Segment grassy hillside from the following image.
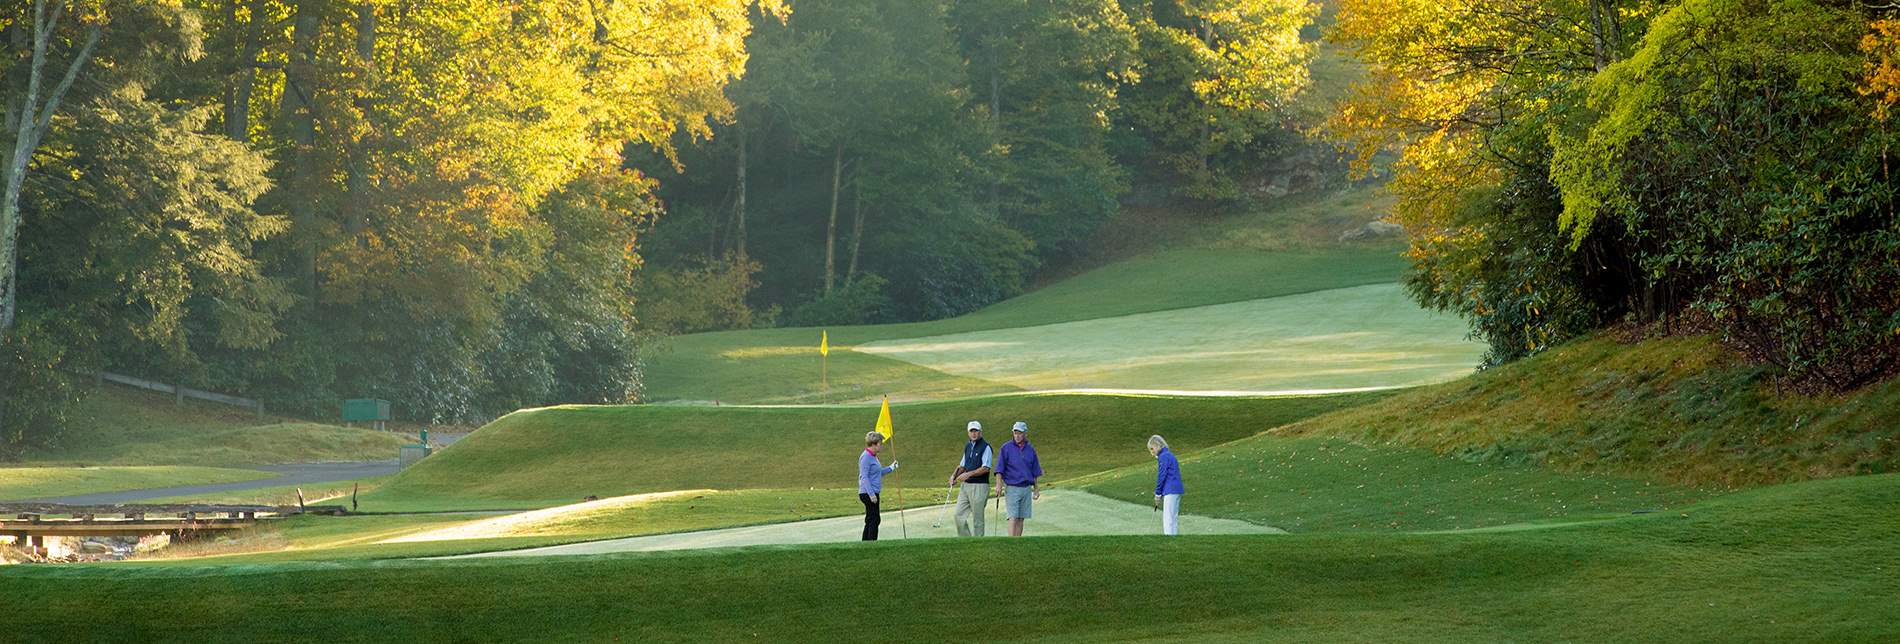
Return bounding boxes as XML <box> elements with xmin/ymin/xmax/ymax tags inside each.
<box><xmin>1081</xmin><ymin>435</ymin><xmax>1710</xmax><ymax>532</ymax></box>
<box><xmin>360</xmin><ymin>393</ymin><xmax>1391</xmax><ymax>510</ymax></box>
<box><xmin>1276</xmin><ymin>333</ymin><xmax>1900</xmax><ymax>488</ymax></box>
<box><xmin>0</xmin><ymin>466</ymin><xmax>271</xmax><ymax>502</ymax></box>
<box><xmin>20</xmin><ymin>387</ymin><xmax>409</xmax><ymax>466</ymax></box>
<box><xmin>12</xmin><ymin>474</ymin><xmax>1898</xmax><ymax>641</ymax></box>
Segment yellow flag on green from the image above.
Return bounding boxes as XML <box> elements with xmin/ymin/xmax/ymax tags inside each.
<box><xmin>819</xmin><ymin>330</ymin><xmax>829</xmax><ymax>357</ymax></box>
<box><xmin>874</xmin><ymin>396</ymin><xmax>893</xmax><ymax>442</ymax></box>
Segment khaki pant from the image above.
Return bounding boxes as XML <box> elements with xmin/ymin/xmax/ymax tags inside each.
<box><xmin>954</xmin><ymin>482</ymin><xmax>987</xmax><ymax>536</ymax></box>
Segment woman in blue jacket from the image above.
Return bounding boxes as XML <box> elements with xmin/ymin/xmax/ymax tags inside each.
<box><xmin>1148</xmin><ymin>435</ymin><xmax>1184</xmax><ymax>535</ymax></box>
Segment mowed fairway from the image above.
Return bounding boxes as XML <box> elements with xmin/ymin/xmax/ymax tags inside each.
<box><xmin>641</xmin><ymin>247</ymin><xmax>1415</xmax><ymax>404</ymax></box>
<box><xmin>859</xmin><ymin>283</ymin><xmax>1482</xmax><ymax>393</ymax></box>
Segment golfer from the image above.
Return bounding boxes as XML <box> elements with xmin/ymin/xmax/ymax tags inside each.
<box><xmin>993</xmin><ymin>421</ymin><xmax>1042</xmax><ymax>536</ymax></box>
<box><xmin>858</xmin><ymin>431</ymin><xmax>899</xmax><ymax>541</ymax></box>
<box><xmin>949</xmin><ymin>420</ymin><xmax>993</xmax><ymax>536</ymax></box>
<box><xmin>1149</xmin><ymin>435</ymin><xmax>1183</xmax><ymax>536</ymax></box>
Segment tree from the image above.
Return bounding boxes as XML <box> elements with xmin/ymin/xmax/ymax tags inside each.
<box><xmin>1114</xmin><ymin>0</ymin><xmax>1316</xmax><ymax>200</ymax></box>
<box><xmin>2</xmin><ymin>1</ymin><xmax>281</xmax><ymax>450</ymax></box>
<box><xmin>2</xmin><ymin>0</ymin><xmax>105</xmax><ymax>339</ymax></box>
<box><xmin>952</xmin><ymin>0</ymin><xmax>1140</xmax><ymax>262</ymax></box>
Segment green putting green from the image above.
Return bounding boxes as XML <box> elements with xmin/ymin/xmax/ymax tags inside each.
<box><xmin>858</xmin><ymin>284</ymin><xmax>1483</xmax><ymax>393</ymax></box>
<box><xmin>449</xmin><ymin>490</ymin><xmax>1281</xmax><ymax>557</ymax></box>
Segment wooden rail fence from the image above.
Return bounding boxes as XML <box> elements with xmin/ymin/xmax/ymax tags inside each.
<box><xmin>93</xmin><ymin>371</ymin><xmax>266</xmax><ymax>419</ymax></box>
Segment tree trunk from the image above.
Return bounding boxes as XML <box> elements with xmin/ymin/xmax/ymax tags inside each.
<box><xmin>1589</xmin><ymin>0</ymin><xmax>1607</xmax><ymax>71</ymax></box>
<box><xmin>734</xmin><ymin>123</ymin><xmax>748</xmax><ymax>261</ymax></box>
<box><xmin>824</xmin><ymin>144</ymin><xmax>842</xmax><ymax>294</ymax></box>
<box><xmin>281</xmin><ymin>0</ymin><xmax>328</xmax><ymax>300</ymax></box>
<box><xmin>224</xmin><ymin>0</ymin><xmax>268</xmax><ymax>141</ymax></box>
<box><xmin>345</xmin><ymin>4</ymin><xmax>375</xmax><ymax>240</ymax></box>
<box><xmin>989</xmin><ymin>71</ymin><xmax>1002</xmax><ymax>218</ymax></box>
<box><xmin>1</xmin><ymin>0</ymin><xmax>102</xmax><ymax>338</ymax></box>
<box><xmin>846</xmin><ymin>176</ymin><xmax>864</xmax><ymax>286</ymax></box>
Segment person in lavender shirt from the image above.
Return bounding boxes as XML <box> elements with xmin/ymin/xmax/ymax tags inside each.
<box><xmin>858</xmin><ymin>431</ymin><xmax>899</xmax><ymax>541</ymax></box>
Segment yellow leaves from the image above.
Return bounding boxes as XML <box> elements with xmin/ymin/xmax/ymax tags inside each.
<box><xmin>1859</xmin><ymin>19</ymin><xmax>1900</xmax><ymax>120</ymax></box>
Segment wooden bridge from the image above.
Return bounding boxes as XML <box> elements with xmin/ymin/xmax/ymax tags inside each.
<box><xmin>2</xmin><ymin>503</ymin><xmax>343</xmax><ymax>557</ymax></box>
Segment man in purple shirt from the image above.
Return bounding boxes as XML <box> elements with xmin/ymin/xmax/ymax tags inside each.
<box><xmin>992</xmin><ymin>421</ymin><xmax>1042</xmax><ymax>537</ymax></box>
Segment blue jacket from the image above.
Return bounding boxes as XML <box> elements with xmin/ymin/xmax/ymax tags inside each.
<box><xmin>859</xmin><ymin>449</ymin><xmax>894</xmax><ymax>495</ymax></box>
<box><xmin>1154</xmin><ymin>448</ymin><xmax>1184</xmax><ymax>496</ymax></box>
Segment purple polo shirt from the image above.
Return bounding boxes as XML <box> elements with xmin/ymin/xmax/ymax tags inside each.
<box><xmin>997</xmin><ymin>439</ymin><xmax>1041</xmax><ymax>487</ymax></box>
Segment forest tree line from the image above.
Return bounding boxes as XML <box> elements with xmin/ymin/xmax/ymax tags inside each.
<box><xmin>631</xmin><ymin>0</ymin><xmax>1319</xmax><ymax>329</ymax></box>
<box><xmin>0</xmin><ymin>0</ymin><xmax>1322</xmax><ymax>450</ymax></box>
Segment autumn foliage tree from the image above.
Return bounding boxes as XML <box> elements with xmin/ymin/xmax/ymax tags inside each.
<box><xmin>1334</xmin><ymin>0</ymin><xmax>1900</xmax><ymax>389</ymax></box>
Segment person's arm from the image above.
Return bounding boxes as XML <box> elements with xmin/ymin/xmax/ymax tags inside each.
<box><xmin>1155</xmin><ymin>456</ymin><xmax>1169</xmax><ymax>497</ymax></box>
<box><xmin>991</xmin><ymin>448</ymin><xmax>1006</xmax><ymax>495</ymax></box>
<box><xmin>1030</xmin><ymin>450</ymin><xmax>1043</xmax><ymax>498</ymax></box>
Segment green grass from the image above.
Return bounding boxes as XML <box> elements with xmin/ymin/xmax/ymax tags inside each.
<box><xmin>9</xmin><ymin>473</ymin><xmax>1898</xmax><ymax>641</ymax></box>
<box><xmin>0</xmin><ymin>465</ymin><xmax>272</xmax><ymax>501</ymax></box>
<box><xmin>1081</xmin><ymin>435</ymin><xmax>1713</xmax><ymax>532</ymax></box>
<box><xmin>645</xmin><ymin>246</ymin><xmax>1412</xmax><ymax>404</ymax></box>
<box><xmin>358</xmin><ymin>392</ymin><xmax>1390</xmax><ymax>511</ymax></box>
<box><xmin>1278</xmin><ymin>333</ymin><xmax>1900</xmax><ymax>488</ymax></box>
<box><xmin>137</xmin><ymin>476</ymin><xmax>395</xmax><ymax>508</ymax></box>
<box><xmin>20</xmin><ymin>386</ymin><xmax>409</xmax><ymax>466</ymax></box>
<box><xmin>132</xmin><ymin>487</ymin><xmax>936</xmax><ymax>563</ymax></box>
<box><xmin>860</xmin><ymin>283</ymin><xmax>1481</xmax><ymax>393</ymax></box>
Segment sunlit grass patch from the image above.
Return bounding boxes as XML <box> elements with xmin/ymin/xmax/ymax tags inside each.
<box><xmin>859</xmin><ymin>284</ymin><xmax>1483</xmax><ymax>393</ymax></box>
<box><xmin>0</xmin><ymin>466</ymin><xmax>272</xmax><ymax>502</ymax></box>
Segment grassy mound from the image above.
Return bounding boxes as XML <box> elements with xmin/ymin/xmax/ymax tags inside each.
<box><xmin>1081</xmin><ymin>435</ymin><xmax>1711</xmax><ymax>532</ymax></box>
<box><xmin>1276</xmin><ymin>333</ymin><xmax>1900</xmax><ymax>487</ymax></box>
<box><xmin>360</xmin><ymin>393</ymin><xmax>1390</xmax><ymax>510</ymax></box>
<box><xmin>13</xmin><ymin>474</ymin><xmax>1898</xmax><ymax>641</ymax></box>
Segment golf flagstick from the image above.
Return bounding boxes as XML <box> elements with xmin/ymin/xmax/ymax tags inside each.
<box><xmin>895</xmin><ymin>440</ymin><xmax>907</xmax><ymax>539</ymax></box>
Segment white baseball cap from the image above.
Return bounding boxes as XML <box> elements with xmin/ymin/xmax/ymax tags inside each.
<box><xmin>967</xmin><ymin>420</ymin><xmax>982</xmax><ymax>431</ymax></box>
<box><xmin>1012</xmin><ymin>421</ymin><xmax>1028</xmax><ymax>433</ymax></box>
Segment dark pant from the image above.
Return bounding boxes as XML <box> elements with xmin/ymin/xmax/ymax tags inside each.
<box><xmin>859</xmin><ymin>492</ymin><xmax>880</xmax><ymax>541</ymax></box>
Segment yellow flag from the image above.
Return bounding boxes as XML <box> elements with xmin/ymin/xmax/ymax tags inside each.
<box><xmin>874</xmin><ymin>396</ymin><xmax>893</xmax><ymax>442</ymax></box>
<box><xmin>819</xmin><ymin>330</ymin><xmax>829</xmax><ymax>357</ymax></box>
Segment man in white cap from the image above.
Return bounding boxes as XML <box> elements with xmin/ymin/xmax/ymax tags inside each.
<box><xmin>993</xmin><ymin>420</ymin><xmax>1042</xmax><ymax>537</ymax></box>
<box><xmin>948</xmin><ymin>420</ymin><xmax>993</xmax><ymax>536</ymax></box>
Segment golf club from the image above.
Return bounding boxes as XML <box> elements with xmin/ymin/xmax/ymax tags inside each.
<box><xmin>932</xmin><ymin>483</ymin><xmax>955</xmax><ymax>528</ymax></box>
